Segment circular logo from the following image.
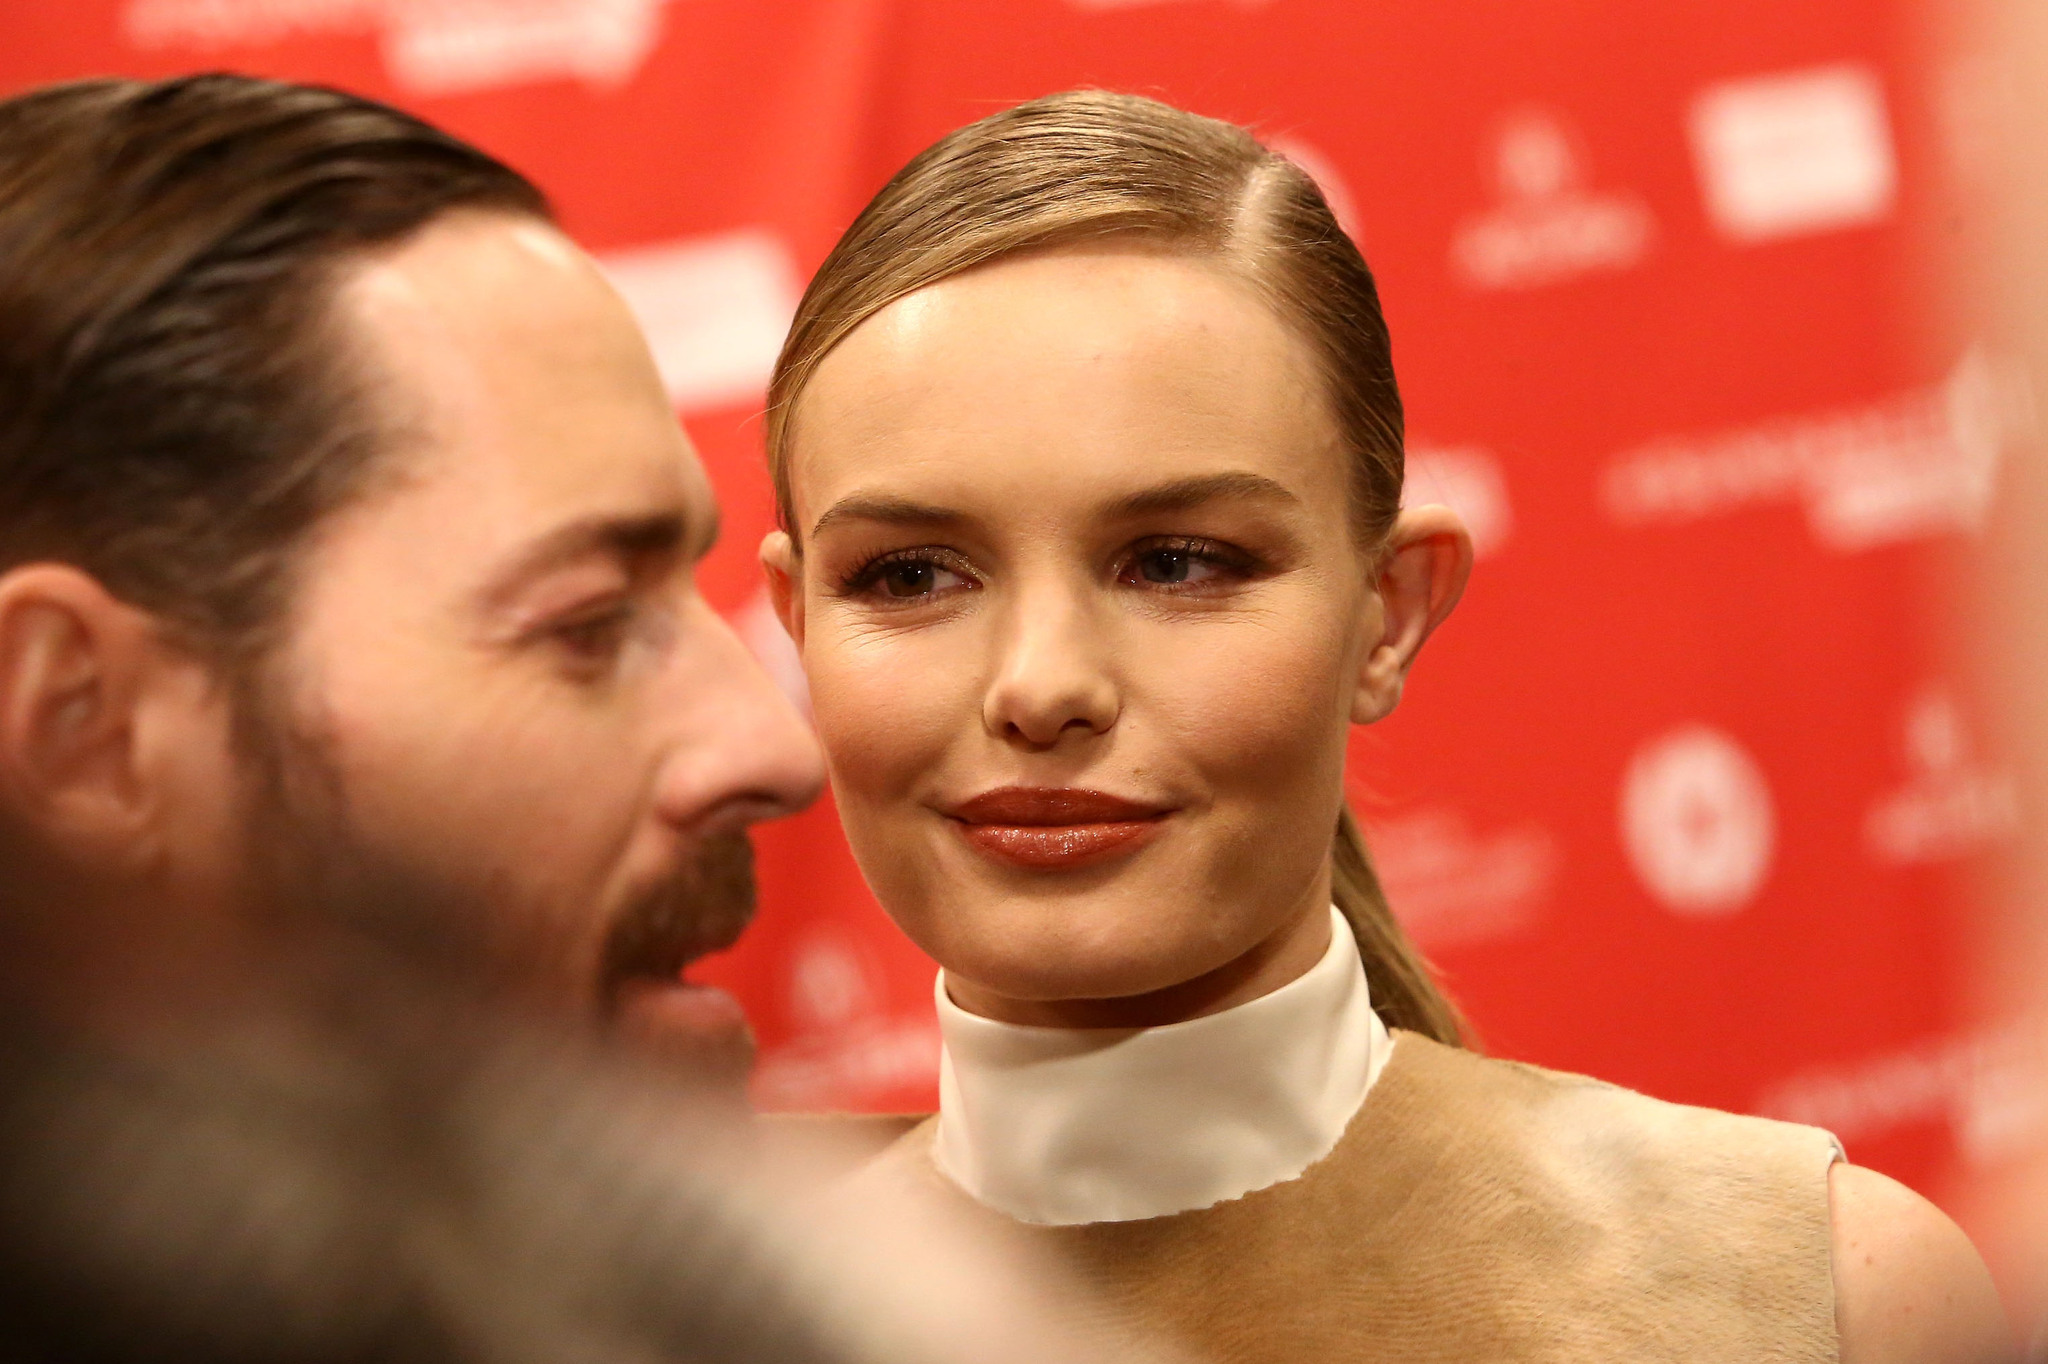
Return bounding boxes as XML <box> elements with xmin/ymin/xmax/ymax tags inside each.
<box><xmin>789</xmin><ymin>933</ymin><xmax>873</xmax><ymax>1031</ymax></box>
<box><xmin>1620</xmin><ymin>725</ymin><xmax>1775</xmax><ymax>915</ymax></box>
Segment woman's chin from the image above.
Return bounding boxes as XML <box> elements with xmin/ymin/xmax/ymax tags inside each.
<box><xmin>939</xmin><ymin>940</ymin><xmax>1221</xmax><ymax>1014</ymax></box>
<box><xmin>887</xmin><ymin>863</ymin><xmax>1279</xmax><ymax>1014</ymax></box>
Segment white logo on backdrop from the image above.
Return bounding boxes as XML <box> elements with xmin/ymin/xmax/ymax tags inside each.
<box><xmin>599</xmin><ymin>229</ymin><xmax>802</xmax><ymax>416</ymax></box>
<box><xmin>1690</xmin><ymin>63</ymin><xmax>1896</xmax><ymax>244</ymax></box>
<box><xmin>787</xmin><ymin>930</ymin><xmax>876</xmax><ymax>1032</ymax></box>
<box><xmin>1758</xmin><ymin>1021</ymin><xmax>2048</xmax><ymax>1165</ymax></box>
<box><xmin>1265</xmin><ymin>134</ymin><xmax>1362</xmax><ymax>242</ymax></box>
<box><xmin>752</xmin><ymin>929</ymin><xmax>939</xmax><ymax>1110</ymax></box>
<box><xmin>1602</xmin><ymin>349</ymin><xmax>2034</xmax><ymax>551</ymax></box>
<box><xmin>1865</xmin><ymin>688</ymin><xmax>2018</xmax><ymax>865</ymax></box>
<box><xmin>1621</xmin><ymin>725</ymin><xmax>1775</xmax><ymax>916</ymax></box>
<box><xmin>1368</xmin><ymin>808</ymin><xmax>1558</xmax><ymax>949</ymax></box>
<box><xmin>1449</xmin><ymin>108</ymin><xmax>1653</xmax><ymax>290</ymax></box>
<box><xmin>124</xmin><ymin>0</ymin><xmax>670</xmax><ymax>96</ymax></box>
<box><xmin>1405</xmin><ymin>445</ymin><xmax>1513</xmax><ymax>559</ymax></box>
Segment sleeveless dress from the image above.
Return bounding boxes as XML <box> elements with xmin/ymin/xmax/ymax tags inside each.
<box><xmin>863</xmin><ymin>1031</ymin><xmax>1843</xmax><ymax>1363</ymax></box>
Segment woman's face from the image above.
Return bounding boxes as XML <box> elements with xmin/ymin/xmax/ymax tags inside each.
<box><xmin>771</xmin><ymin>248</ymin><xmax>1419</xmax><ymax>1025</ymax></box>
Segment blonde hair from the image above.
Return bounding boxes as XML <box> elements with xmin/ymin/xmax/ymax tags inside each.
<box><xmin>767</xmin><ymin>90</ymin><xmax>1465</xmax><ymax>1047</ymax></box>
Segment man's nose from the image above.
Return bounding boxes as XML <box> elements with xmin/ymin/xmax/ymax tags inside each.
<box><xmin>981</xmin><ymin>583</ymin><xmax>1120</xmax><ymax>749</ymax></box>
<box><xmin>652</xmin><ymin>600</ymin><xmax>825</xmax><ymax>836</ymax></box>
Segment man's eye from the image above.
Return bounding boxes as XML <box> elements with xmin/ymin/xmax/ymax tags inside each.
<box><xmin>553</xmin><ymin>605</ymin><xmax>633</xmax><ymax>658</ymax></box>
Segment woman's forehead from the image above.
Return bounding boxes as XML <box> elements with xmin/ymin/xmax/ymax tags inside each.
<box><xmin>823</xmin><ymin>247</ymin><xmax>1299</xmax><ymax>377</ymax></box>
<box><xmin>788</xmin><ymin>249</ymin><xmax>1342</xmax><ymax>524</ymax></box>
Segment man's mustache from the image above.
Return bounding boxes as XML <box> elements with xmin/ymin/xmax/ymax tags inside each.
<box><xmin>598</xmin><ymin>833</ymin><xmax>757</xmax><ymax>1003</ymax></box>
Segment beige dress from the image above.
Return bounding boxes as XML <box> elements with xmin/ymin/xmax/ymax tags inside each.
<box><xmin>866</xmin><ymin>1032</ymin><xmax>1843</xmax><ymax>1363</ymax></box>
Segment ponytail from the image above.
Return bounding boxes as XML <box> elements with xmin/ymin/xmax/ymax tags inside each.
<box><xmin>1331</xmin><ymin>807</ymin><xmax>1468</xmax><ymax>1047</ymax></box>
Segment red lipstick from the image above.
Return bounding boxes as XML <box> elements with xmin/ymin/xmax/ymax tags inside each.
<box><xmin>946</xmin><ymin>787</ymin><xmax>1171</xmax><ymax>869</ymax></box>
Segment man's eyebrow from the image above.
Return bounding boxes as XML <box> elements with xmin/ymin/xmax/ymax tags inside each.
<box><xmin>810</xmin><ymin>495</ymin><xmax>968</xmax><ymax>540</ymax></box>
<box><xmin>1103</xmin><ymin>471</ymin><xmax>1302</xmax><ymax>518</ymax></box>
<box><xmin>476</xmin><ymin>510</ymin><xmax>697</xmax><ymax>607</ymax></box>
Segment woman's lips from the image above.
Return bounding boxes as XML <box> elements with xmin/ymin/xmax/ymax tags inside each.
<box><xmin>959</xmin><ymin>821</ymin><xmax>1161</xmax><ymax>867</ymax></box>
<box><xmin>946</xmin><ymin>787</ymin><xmax>1172</xmax><ymax>869</ymax></box>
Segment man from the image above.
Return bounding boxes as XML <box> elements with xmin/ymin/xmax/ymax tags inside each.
<box><xmin>0</xmin><ymin>70</ymin><xmax>866</xmax><ymax>1363</ymax></box>
<box><xmin>0</xmin><ymin>74</ymin><xmax>823</xmax><ymax>1077</ymax></box>
<box><xmin>0</xmin><ymin>74</ymin><xmax>1170</xmax><ymax>1364</ymax></box>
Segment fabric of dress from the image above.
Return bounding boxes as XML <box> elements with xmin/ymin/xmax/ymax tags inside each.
<box><xmin>862</xmin><ymin>1032</ymin><xmax>1843</xmax><ymax>1364</ymax></box>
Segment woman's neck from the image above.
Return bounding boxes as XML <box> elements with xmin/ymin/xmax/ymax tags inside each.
<box><xmin>945</xmin><ymin>897</ymin><xmax>1336</xmax><ymax>1029</ymax></box>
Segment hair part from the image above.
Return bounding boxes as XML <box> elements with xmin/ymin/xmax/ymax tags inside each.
<box><xmin>0</xmin><ymin>73</ymin><xmax>550</xmax><ymax>666</ymax></box>
<box><xmin>768</xmin><ymin>90</ymin><xmax>1465</xmax><ymax>1046</ymax></box>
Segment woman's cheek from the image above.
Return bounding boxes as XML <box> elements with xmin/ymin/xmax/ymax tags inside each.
<box><xmin>804</xmin><ymin>629</ymin><xmax>961</xmax><ymax>805</ymax></box>
<box><xmin>1149</xmin><ymin>621</ymin><xmax>1354</xmax><ymax>783</ymax></box>
<box><xmin>803</xmin><ymin>638</ymin><xmax>964</xmax><ymax>950</ymax></box>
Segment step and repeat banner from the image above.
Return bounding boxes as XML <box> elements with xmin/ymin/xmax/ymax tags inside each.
<box><xmin>4</xmin><ymin>0</ymin><xmax>2020</xmax><ymax>1199</ymax></box>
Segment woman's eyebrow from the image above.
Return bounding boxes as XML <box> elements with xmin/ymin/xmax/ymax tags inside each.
<box><xmin>810</xmin><ymin>495</ymin><xmax>967</xmax><ymax>539</ymax></box>
<box><xmin>808</xmin><ymin>473</ymin><xmax>1298</xmax><ymax>540</ymax></box>
<box><xmin>1103</xmin><ymin>472</ymin><xmax>1301</xmax><ymax>518</ymax></box>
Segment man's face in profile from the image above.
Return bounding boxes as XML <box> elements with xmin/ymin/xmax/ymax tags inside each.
<box><xmin>234</xmin><ymin>211</ymin><xmax>821</xmax><ymax>1066</ymax></box>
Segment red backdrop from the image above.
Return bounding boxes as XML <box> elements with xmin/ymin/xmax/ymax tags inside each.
<box><xmin>3</xmin><ymin>0</ymin><xmax>2013</xmax><ymax>1207</ymax></box>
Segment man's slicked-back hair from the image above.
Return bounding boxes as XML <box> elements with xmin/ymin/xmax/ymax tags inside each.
<box><xmin>0</xmin><ymin>73</ymin><xmax>550</xmax><ymax>660</ymax></box>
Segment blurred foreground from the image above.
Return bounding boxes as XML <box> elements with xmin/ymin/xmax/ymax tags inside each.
<box><xmin>0</xmin><ymin>937</ymin><xmax>1170</xmax><ymax>1364</ymax></box>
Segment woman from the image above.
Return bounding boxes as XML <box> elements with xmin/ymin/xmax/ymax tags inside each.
<box><xmin>759</xmin><ymin>92</ymin><xmax>2011</xmax><ymax>1362</ymax></box>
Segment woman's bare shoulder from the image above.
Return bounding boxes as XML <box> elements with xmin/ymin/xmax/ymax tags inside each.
<box><xmin>1830</xmin><ymin>1161</ymin><xmax>2015</xmax><ymax>1364</ymax></box>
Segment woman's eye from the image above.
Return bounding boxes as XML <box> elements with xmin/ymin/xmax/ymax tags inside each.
<box><xmin>1135</xmin><ymin>548</ymin><xmax>1211</xmax><ymax>585</ymax></box>
<box><xmin>846</xmin><ymin>552</ymin><xmax>975</xmax><ymax>602</ymax></box>
<box><xmin>878</xmin><ymin>560</ymin><xmax>956</xmax><ymax>597</ymax></box>
<box><xmin>1124</xmin><ymin>541</ymin><xmax>1248</xmax><ymax>589</ymax></box>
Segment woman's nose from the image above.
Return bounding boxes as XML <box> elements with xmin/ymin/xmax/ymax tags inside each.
<box><xmin>981</xmin><ymin>589</ymin><xmax>1120</xmax><ymax>748</ymax></box>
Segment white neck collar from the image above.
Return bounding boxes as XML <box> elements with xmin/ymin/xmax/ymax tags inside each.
<box><xmin>932</xmin><ymin>905</ymin><xmax>1391</xmax><ymax>1226</ymax></box>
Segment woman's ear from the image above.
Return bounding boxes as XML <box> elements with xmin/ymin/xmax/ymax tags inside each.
<box><xmin>759</xmin><ymin>531</ymin><xmax>804</xmax><ymax>651</ymax></box>
<box><xmin>0</xmin><ymin>565</ymin><xmax>162</xmax><ymax>864</ymax></box>
<box><xmin>1353</xmin><ymin>504</ymin><xmax>1473</xmax><ymax>725</ymax></box>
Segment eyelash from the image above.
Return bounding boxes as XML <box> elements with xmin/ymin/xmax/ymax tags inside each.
<box><xmin>546</xmin><ymin>599</ymin><xmax>637</xmax><ymax>664</ymax></box>
<box><xmin>838</xmin><ymin>547</ymin><xmax>978</xmax><ymax>602</ymax></box>
<box><xmin>1118</xmin><ymin>536</ymin><xmax>1259</xmax><ymax>590</ymax></box>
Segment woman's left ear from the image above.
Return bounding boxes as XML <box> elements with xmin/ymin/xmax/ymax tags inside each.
<box><xmin>1352</xmin><ymin>504</ymin><xmax>1473</xmax><ymax>725</ymax></box>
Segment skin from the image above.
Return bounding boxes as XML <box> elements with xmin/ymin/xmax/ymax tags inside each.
<box><xmin>768</xmin><ymin>247</ymin><xmax>1467</xmax><ymax>1029</ymax></box>
<box><xmin>0</xmin><ymin>211</ymin><xmax>823</xmax><ymax>1049</ymax></box>
<box><xmin>767</xmin><ymin>246</ymin><xmax>2014</xmax><ymax>1359</ymax></box>
<box><xmin>1832</xmin><ymin>1162</ymin><xmax>2014</xmax><ymax>1362</ymax></box>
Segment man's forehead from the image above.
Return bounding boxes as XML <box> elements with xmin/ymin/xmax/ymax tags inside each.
<box><xmin>337</xmin><ymin>213</ymin><xmax>595</xmax><ymax>333</ymax></box>
<box><xmin>323</xmin><ymin>211</ymin><xmax>714</xmax><ymax>583</ymax></box>
<box><xmin>337</xmin><ymin>218</ymin><xmax>663</xmax><ymax>415</ymax></box>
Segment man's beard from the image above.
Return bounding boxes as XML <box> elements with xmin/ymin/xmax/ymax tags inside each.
<box><xmin>228</xmin><ymin>676</ymin><xmax>758</xmax><ymax>1021</ymax></box>
<box><xmin>594</xmin><ymin>835</ymin><xmax>754</xmax><ymax>1004</ymax></box>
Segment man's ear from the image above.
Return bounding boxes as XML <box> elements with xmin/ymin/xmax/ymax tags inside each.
<box><xmin>759</xmin><ymin>531</ymin><xmax>804</xmax><ymax>651</ymax></box>
<box><xmin>0</xmin><ymin>565</ymin><xmax>164</xmax><ymax>866</ymax></box>
<box><xmin>1353</xmin><ymin>504</ymin><xmax>1474</xmax><ymax>725</ymax></box>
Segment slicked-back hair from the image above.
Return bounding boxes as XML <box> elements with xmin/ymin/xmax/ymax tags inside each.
<box><xmin>768</xmin><ymin>91</ymin><xmax>1465</xmax><ymax>1047</ymax></box>
<box><xmin>0</xmin><ymin>73</ymin><xmax>549</xmax><ymax>662</ymax></box>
